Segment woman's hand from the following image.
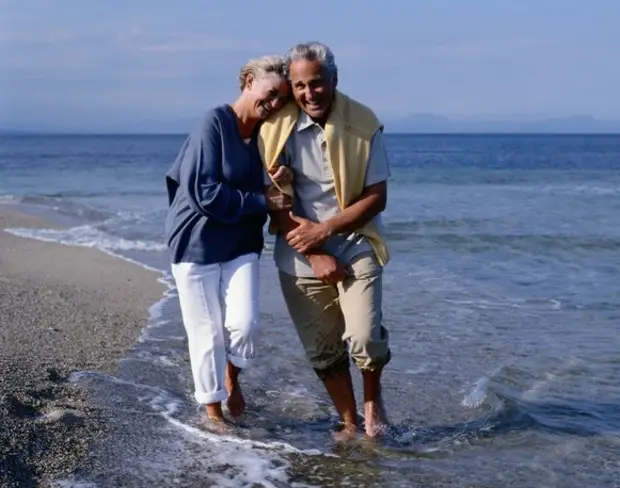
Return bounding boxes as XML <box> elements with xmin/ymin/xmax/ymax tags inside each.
<box><xmin>269</xmin><ymin>165</ymin><xmax>294</xmax><ymax>186</ymax></box>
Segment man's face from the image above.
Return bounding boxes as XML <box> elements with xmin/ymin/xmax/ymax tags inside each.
<box><xmin>288</xmin><ymin>59</ymin><xmax>335</xmax><ymax>122</ymax></box>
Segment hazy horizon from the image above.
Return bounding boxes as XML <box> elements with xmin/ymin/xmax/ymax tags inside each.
<box><xmin>3</xmin><ymin>113</ymin><xmax>620</xmax><ymax>135</ymax></box>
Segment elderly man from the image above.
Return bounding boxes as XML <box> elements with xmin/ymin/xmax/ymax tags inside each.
<box><xmin>259</xmin><ymin>41</ymin><xmax>392</xmax><ymax>439</ymax></box>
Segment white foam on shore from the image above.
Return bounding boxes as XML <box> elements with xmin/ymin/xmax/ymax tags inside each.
<box><xmin>52</xmin><ymin>480</ymin><xmax>98</xmax><ymax>488</ymax></box>
<box><xmin>5</xmin><ymin>225</ymin><xmax>166</xmax><ymax>252</ymax></box>
<box><xmin>66</xmin><ymin>368</ymin><xmax>326</xmax><ymax>487</ymax></box>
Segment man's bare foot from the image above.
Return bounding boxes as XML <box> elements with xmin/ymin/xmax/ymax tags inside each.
<box><xmin>364</xmin><ymin>394</ymin><xmax>389</xmax><ymax>438</ymax></box>
<box><xmin>333</xmin><ymin>422</ymin><xmax>359</xmax><ymax>443</ymax></box>
<box><xmin>225</xmin><ymin>362</ymin><xmax>245</xmax><ymax>418</ymax></box>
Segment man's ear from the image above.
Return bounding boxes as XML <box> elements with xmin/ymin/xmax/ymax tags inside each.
<box><xmin>333</xmin><ymin>73</ymin><xmax>338</xmax><ymax>89</ymax></box>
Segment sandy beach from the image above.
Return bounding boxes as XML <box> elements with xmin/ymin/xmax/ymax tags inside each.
<box><xmin>0</xmin><ymin>207</ymin><xmax>166</xmax><ymax>488</ymax></box>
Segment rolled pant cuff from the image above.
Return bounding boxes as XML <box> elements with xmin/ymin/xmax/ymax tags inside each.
<box><xmin>313</xmin><ymin>356</ymin><xmax>351</xmax><ymax>381</ymax></box>
<box><xmin>354</xmin><ymin>349</ymin><xmax>392</xmax><ymax>372</ymax></box>
<box><xmin>227</xmin><ymin>353</ymin><xmax>253</xmax><ymax>370</ymax></box>
<box><xmin>195</xmin><ymin>389</ymin><xmax>228</xmax><ymax>405</ymax></box>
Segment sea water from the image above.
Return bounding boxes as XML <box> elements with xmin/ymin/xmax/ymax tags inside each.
<box><xmin>1</xmin><ymin>133</ymin><xmax>619</xmax><ymax>487</ymax></box>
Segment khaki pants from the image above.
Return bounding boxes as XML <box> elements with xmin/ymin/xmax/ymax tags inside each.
<box><xmin>278</xmin><ymin>252</ymin><xmax>391</xmax><ymax>380</ymax></box>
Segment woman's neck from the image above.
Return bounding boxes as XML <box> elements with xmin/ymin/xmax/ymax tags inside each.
<box><xmin>230</xmin><ymin>100</ymin><xmax>258</xmax><ymax>139</ymax></box>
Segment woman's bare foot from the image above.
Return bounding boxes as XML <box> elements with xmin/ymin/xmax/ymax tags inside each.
<box><xmin>202</xmin><ymin>417</ymin><xmax>233</xmax><ymax>434</ymax></box>
<box><xmin>226</xmin><ymin>382</ymin><xmax>246</xmax><ymax>418</ymax></box>
<box><xmin>202</xmin><ymin>403</ymin><xmax>233</xmax><ymax>434</ymax></box>
<box><xmin>225</xmin><ymin>362</ymin><xmax>246</xmax><ymax>419</ymax></box>
<box><xmin>364</xmin><ymin>394</ymin><xmax>389</xmax><ymax>438</ymax></box>
<box><xmin>205</xmin><ymin>402</ymin><xmax>225</xmax><ymax>422</ymax></box>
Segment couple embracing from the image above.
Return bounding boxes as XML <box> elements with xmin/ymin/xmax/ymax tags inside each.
<box><xmin>165</xmin><ymin>41</ymin><xmax>392</xmax><ymax>440</ymax></box>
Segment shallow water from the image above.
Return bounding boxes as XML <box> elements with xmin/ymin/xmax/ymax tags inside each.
<box><xmin>1</xmin><ymin>133</ymin><xmax>619</xmax><ymax>487</ymax></box>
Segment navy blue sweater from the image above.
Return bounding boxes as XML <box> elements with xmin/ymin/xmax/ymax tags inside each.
<box><xmin>165</xmin><ymin>105</ymin><xmax>268</xmax><ymax>265</ymax></box>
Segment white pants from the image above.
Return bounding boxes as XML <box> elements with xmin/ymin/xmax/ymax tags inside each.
<box><xmin>171</xmin><ymin>253</ymin><xmax>260</xmax><ymax>405</ymax></box>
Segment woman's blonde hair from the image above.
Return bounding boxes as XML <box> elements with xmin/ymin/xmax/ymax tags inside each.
<box><xmin>238</xmin><ymin>54</ymin><xmax>287</xmax><ymax>92</ymax></box>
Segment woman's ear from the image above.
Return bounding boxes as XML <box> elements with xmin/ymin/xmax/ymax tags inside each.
<box><xmin>245</xmin><ymin>73</ymin><xmax>254</xmax><ymax>90</ymax></box>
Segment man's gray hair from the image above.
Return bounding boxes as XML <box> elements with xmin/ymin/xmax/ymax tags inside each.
<box><xmin>284</xmin><ymin>41</ymin><xmax>338</xmax><ymax>80</ymax></box>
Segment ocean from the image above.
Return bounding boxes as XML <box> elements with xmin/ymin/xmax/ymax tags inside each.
<box><xmin>1</xmin><ymin>133</ymin><xmax>619</xmax><ymax>487</ymax></box>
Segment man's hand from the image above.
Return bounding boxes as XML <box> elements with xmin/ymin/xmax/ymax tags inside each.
<box><xmin>307</xmin><ymin>254</ymin><xmax>347</xmax><ymax>284</ymax></box>
<box><xmin>265</xmin><ymin>185</ymin><xmax>292</xmax><ymax>212</ymax></box>
<box><xmin>286</xmin><ymin>213</ymin><xmax>331</xmax><ymax>254</ymax></box>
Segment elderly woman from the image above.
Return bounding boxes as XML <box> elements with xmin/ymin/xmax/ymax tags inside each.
<box><xmin>165</xmin><ymin>55</ymin><xmax>292</xmax><ymax>425</ymax></box>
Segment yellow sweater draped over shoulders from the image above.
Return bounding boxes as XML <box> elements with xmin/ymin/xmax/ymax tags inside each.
<box><xmin>258</xmin><ymin>91</ymin><xmax>390</xmax><ymax>266</ymax></box>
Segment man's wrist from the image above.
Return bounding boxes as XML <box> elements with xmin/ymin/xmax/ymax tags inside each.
<box><xmin>319</xmin><ymin>221</ymin><xmax>334</xmax><ymax>240</ymax></box>
<box><xmin>305</xmin><ymin>250</ymin><xmax>329</xmax><ymax>262</ymax></box>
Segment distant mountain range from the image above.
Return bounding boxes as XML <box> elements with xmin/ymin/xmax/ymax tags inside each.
<box><xmin>383</xmin><ymin>114</ymin><xmax>620</xmax><ymax>134</ymax></box>
<box><xmin>2</xmin><ymin>114</ymin><xmax>620</xmax><ymax>135</ymax></box>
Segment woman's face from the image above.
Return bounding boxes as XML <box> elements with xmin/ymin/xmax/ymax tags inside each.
<box><xmin>247</xmin><ymin>73</ymin><xmax>289</xmax><ymax>119</ymax></box>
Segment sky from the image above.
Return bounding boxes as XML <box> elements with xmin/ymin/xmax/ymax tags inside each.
<box><xmin>1</xmin><ymin>0</ymin><xmax>619</xmax><ymax>131</ymax></box>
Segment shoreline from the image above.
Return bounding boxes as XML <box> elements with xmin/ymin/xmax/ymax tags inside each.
<box><xmin>0</xmin><ymin>207</ymin><xmax>167</xmax><ymax>488</ymax></box>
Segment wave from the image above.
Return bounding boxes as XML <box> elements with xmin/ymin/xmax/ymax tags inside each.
<box><xmin>0</xmin><ymin>194</ymin><xmax>114</xmax><ymax>221</ymax></box>
<box><xmin>384</xmin><ymin>223</ymin><xmax>620</xmax><ymax>251</ymax></box>
<box><xmin>5</xmin><ymin>225</ymin><xmax>167</xmax><ymax>253</ymax></box>
<box><xmin>526</xmin><ymin>184</ymin><xmax>620</xmax><ymax>196</ymax></box>
<box><xmin>38</xmin><ymin>189</ymin><xmax>164</xmax><ymax>198</ymax></box>
<box><xmin>460</xmin><ymin>362</ymin><xmax>620</xmax><ymax>438</ymax></box>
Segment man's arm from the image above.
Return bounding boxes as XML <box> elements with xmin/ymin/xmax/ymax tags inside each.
<box><xmin>265</xmin><ymin>189</ymin><xmax>324</xmax><ymax>257</ymax></box>
<box><xmin>269</xmin><ymin>206</ymin><xmax>347</xmax><ymax>284</ymax></box>
<box><xmin>268</xmin><ymin>206</ymin><xmax>300</xmax><ymax>235</ymax></box>
<box><xmin>319</xmin><ymin>181</ymin><xmax>387</xmax><ymax>236</ymax></box>
<box><xmin>263</xmin><ymin>158</ymin><xmax>300</xmax><ymax>235</ymax></box>
<box><xmin>262</xmin><ymin>146</ymin><xmax>306</xmax><ymax>238</ymax></box>
<box><xmin>286</xmin><ymin>129</ymin><xmax>390</xmax><ymax>254</ymax></box>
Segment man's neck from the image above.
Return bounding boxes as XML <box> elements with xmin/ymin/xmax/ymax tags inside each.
<box><xmin>310</xmin><ymin>115</ymin><xmax>328</xmax><ymax>128</ymax></box>
<box><xmin>306</xmin><ymin>106</ymin><xmax>333</xmax><ymax>129</ymax></box>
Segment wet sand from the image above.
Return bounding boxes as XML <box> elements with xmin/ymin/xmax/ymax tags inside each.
<box><xmin>0</xmin><ymin>207</ymin><xmax>166</xmax><ymax>488</ymax></box>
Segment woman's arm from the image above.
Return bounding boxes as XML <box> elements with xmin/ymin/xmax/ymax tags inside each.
<box><xmin>178</xmin><ymin>115</ymin><xmax>268</xmax><ymax>224</ymax></box>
